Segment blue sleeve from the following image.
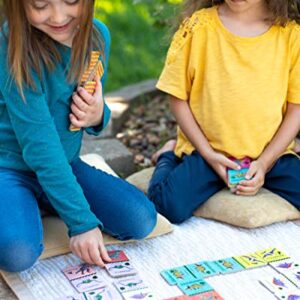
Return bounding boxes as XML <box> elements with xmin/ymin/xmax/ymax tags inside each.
<box><xmin>0</xmin><ymin>42</ymin><xmax>102</xmax><ymax>237</ymax></box>
<box><xmin>85</xmin><ymin>20</ymin><xmax>111</xmax><ymax>136</ymax></box>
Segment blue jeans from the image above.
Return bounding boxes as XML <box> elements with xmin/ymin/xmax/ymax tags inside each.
<box><xmin>0</xmin><ymin>158</ymin><xmax>157</xmax><ymax>272</ymax></box>
<box><xmin>148</xmin><ymin>151</ymin><xmax>300</xmax><ymax>223</ymax></box>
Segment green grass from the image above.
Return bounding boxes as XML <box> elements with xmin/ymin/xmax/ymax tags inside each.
<box><xmin>94</xmin><ymin>0</ymin><xmax>180</xmax><ymax>92</ymax></box>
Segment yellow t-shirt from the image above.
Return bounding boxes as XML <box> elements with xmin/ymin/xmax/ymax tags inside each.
<box><xmin>156</xmin><ymin>6</ymin><xmax>300</xmax><ymax>159</ymax></box>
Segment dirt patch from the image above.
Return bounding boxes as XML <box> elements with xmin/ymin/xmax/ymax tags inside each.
<box><xmin>116</xmin><ymin>93</ymin><xmax>177</xmax><ymax>169</ymax></box>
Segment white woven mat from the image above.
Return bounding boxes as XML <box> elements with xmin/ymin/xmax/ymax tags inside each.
<box><xmin>3</xmin><ymin>217</ymin><xmax>300</xmax><ymax>300</ymax></box>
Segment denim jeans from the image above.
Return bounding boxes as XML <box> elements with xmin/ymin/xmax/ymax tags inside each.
<box><xmin>0</xmin><ymin>158</ymin><xmax>157</xmax><ymax>272</ymax></box>
<box><xmin>148</xmin><ymin>151</ymin><xmax>300</xmax><ymax>224</ymax></box>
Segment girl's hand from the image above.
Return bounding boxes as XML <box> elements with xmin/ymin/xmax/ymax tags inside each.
<box><xmin>235</xmin><ymin>160</ymin><xmax>267</xmax><ymax>196</ymax></box>
<box><xmin>69</xmin><ymin>227</ymin><xmax>112</xmax><ymax>267</ymax></box>
<box><xmin>69</xmin><ymin>76</ymin><xmax>104</xmax><ymax>128</ymax></box>
<box><xmin>205</xmin><ymin>150</ymin><xmax>241</xmax><ymax>183</ymax></box>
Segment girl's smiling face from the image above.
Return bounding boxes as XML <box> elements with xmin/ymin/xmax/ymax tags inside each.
<box><xmin>25</xmin><ymin>0</ymin><xmax>81</xmax><ymax>47</ymax></box>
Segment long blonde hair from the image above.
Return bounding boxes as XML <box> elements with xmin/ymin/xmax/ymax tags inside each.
<box><xmin>176</xmin><ymin>0</ymin><xmax>300</xmax><ymax>28</ymax></box>
<box><xmin>0</xmin><ymin>0</ymin><xmax>104</xmax><ymax>96</ymax></box>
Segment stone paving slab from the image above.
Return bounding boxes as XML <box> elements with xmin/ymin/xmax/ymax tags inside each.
<box><xmin>80</xmin><ymin>138</ymin><xmax>135</xmax><ymax>177</ymax></box>
<box><xmin>105</xmin><ymin>79</ymin><xmax>157</xmax><ymax>103</ymax></box>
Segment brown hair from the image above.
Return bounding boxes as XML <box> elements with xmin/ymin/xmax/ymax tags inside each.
<box><xmin>177</xmin><ymin>0</ymin><xmax>300</xmax><ymax>28</ymax></box>
<box><xmin>0</xmin><ymin>0</ymin><xmax>103</xmax><ymax>97</ymax></box>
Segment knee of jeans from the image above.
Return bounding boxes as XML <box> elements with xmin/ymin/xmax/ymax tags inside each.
<box><xmin>0</xmin><ymin>239</ymin><xmax>42</xmax><ymax>272</ymax></box>
<box><xmin>164</xmin><ymin>205</ymin><xmax>191</xmax><ymax>224</ymax></box>
<box><xmin>122</xmin><ymin>195</ymin><xmax>157</xmax><ymax>240</ymax></box>
<box><xmin>151</xmin><ymin>190</ymin><xmax>191</xmax><ymax>224</ymax></box>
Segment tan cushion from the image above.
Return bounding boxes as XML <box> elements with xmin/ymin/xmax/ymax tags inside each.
<box><xmin>194</xmin><ymin>188</ymin><xmax>300</xmax><ymax>228</ymax></box>
<box><xmin>42</xmin><ymin>213</ymin><xmax>172</xmax><ymax>259</ymax></box>
<box><xmin>41</xmin><ymin>155</ymin><xmax>172</xmax><ymax>260</ymax></box>
<box><xmin>126</xmin><ymin>167</ymin><xmax>155</xmax><ymax>194</ymax></box>
<box><xmin>127</xmin><ymin>167</ymin><xmax>300</xmax><ymax>228</ymax></box>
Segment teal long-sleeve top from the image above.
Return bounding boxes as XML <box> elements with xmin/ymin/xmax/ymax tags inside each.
<box><xmin>0</xmin><ymin>19</ymin><xmax>111</xmax><ymax>237</ymax></box>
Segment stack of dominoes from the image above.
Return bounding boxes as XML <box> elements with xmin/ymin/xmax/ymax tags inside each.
<box><xmin>60</xmin><ymin>250</ymin><xmax>157</xmax><ymax>300</ymax></box>
<box><xmin>69</xmin><ymin>50</ymin><xmax>104</xmax><ymax>132</ymax></box>
<box><xmin>161</xmin><ymin>247</ymin><xmax>296</xmax><ymax>299</ymax></box>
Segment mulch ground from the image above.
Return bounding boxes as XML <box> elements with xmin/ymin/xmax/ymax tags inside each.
<box><xmin>116</xmin><ymin>93</ymin><xmax>177</xmax><ymax>169</ymax></box>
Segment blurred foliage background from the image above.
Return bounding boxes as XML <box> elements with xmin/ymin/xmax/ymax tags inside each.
<box><xmin>94</xmin><ymin>0</ymin><xmax>182</xmax><ymax>91</ymax></box>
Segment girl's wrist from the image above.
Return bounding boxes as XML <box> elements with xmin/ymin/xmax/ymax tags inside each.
<box><xmin>198</xmin><ymin>146</ymin><xmax>215</xmax><ymax>161</ymax></box>
<box><xmin>257</xmin><ymin>155</ymin><xmax>272</xmax><ymax>173</ymax></box>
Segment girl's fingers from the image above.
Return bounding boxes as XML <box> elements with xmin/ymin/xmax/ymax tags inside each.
<box><xmin>72</xmin><ymin>93</ymin><xmax>88</xmax><ymax>111</ymax></box>
<box><xmin>236</xmin><ymin>184</ymin><xmax>256</xmax><ymax>193</ymax></box>
<box><xmin>94</xmin><ymin>76</ymin><xmax>103</xmax><ymax>99</ymax></box>
<box><xmin>99</xmin><ymin>243</ymin><xmax>112</xmax><ymax>263</ymax></box>
<box><xmin>222</xmin><ymin>157</ymin><xmax>240</xmax><ymax>170</ymax></box>
<box><xmin>238</xmin><ymin>178</ymin><xmax>257</xmax><ymax>187</ymax></box>
<box><xmin>71</xmin><ymin>103</ymin><xmax>86</xmax><ymax>119</ymax></box>
<box><xmin>70</xmin><ymin>114</ymin><xmax>84</xmax><ymax>128</ymax></box>
<box><xmin>236</xmin><ymin>190</ymin><xmax>258</xmax><ymax>196</ymax></box>
<box><xmin>88</xmin><ymin>245</ymin><xmax>105</xmax><ymax>268</ymax></box>
<box><xmin>80</xmin><ymin>245</ymin><xmax>95</xmax><ymax>265</ymax></box>
<box><xmin>71</xmin><ymin>243</ymin><xmax>83</xmax><ymax>262</ymax></box>
<box><xmin>77</xmin><ymin>87</ymin><xmax>95</xmax><ymax>105</ymax></box>
<box><xmin>245</xmin><ymin>163</ymin><xmax>257</xmax><ymax>180</ymax></box>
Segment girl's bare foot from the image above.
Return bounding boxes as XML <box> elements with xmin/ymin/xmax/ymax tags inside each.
<box><xmin>294</xmin><ymin>137</ymin><xmax>300</xmax><ymax>153</ymax></box>
<box><xmin>151</xmin><ymin>140</ymin><xmax>177</xmax><ymax>165</ymax></box>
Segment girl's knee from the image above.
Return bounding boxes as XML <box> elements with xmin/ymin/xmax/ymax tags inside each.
<box><xmin>119</xmin><ymin>194</ymin><xmax>158</xmax><ymax>240</ymax></box>
<box><xmin>160</xmin><ymin>205</ymin><xmax>191</xmax><ymax>224</ymax></box>
<box><xmin>131</xmin><ymin>204</ymin><xmax>157</xmax><ymax>240</ymax></box>
<box><xmin>0</xmin><ymin>239</ymin><xmax>42</xmax><ymax>272</ymax></box>
<box><xmin>149</xmin><ymin>189</ymin><xmax>192</xmax><ymax>224</ymax></box>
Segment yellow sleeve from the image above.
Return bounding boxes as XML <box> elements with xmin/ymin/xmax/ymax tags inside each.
<box><xmin>156</xmin><ymin>19</ymin><xmax>195</xmax><ymax>101</ymax></box>
<box><xmin>288</xmin><ymin>25</ymin><xmax>300</xmax><ymax>104</ymax></box>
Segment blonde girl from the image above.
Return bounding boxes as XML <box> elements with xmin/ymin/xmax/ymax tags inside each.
<box><xmin>0</xmin><ymin>0</ymin><xmax>157</xmax><ymax>272</ymax></box>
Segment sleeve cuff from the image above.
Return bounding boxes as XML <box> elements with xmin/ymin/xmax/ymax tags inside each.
<box><xmin>85</xmin><ymin>102</ymin><xmax>111</xmax><ymax>136</ymax></box>
<box><xmin>68</xmin><ymin>220</ymin><xmax>104</xmax><ymax>237</ymax></box>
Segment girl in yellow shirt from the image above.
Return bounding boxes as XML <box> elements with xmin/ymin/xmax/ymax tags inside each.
<box><xmin>148</xmin><ymin>0</ymin><xmax>300</xmax><ymax>223</ymax></box>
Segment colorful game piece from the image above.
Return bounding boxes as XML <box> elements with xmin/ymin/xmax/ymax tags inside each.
<box><xmin>212</xmin><ymin>257</ymin><xmax>245</xmax><ymax>274</ymax></box>
<box><xmin>83</xmin><ymin>285</ymin><xmax>123</xmax><ymax>300</ymax></box>
<box><xmin>270</xmin><ymin>259</ymin><xmax>300</xmax><ymax>273</ymax></box>
<box><xmin>270</xmin><ymin>259</ymin><xmax>300</xmax><ymax>288</ymax></box>
<box><xmin>255</xmin><ymin>248</ymin><xmax>290</xmax><ymax>263</ymax></box>
<box><xmin>195</xmin><ymin>290</ymin><xmax>224</xmax><ymax>299</ymax></box>
<box><xmin>164</xmin><ymin>292</ymin><xmax>211</xmax><ymax>300</ymax></box>
<box><xmin>163</xmin><ymin>296</ymin><xmax>190</xmax><ymax>300</ymax></box>
<box><xmin>177</xmin><ymin>279</ymin><xmax>214</xmax><ymax>296</ymax></box>
<box><xmin>162</xmin><ymin>266</ymin><xmax>197</xmax><ymax>285</ymax></box>
<box><xmin>70</xmin><ymin>273</ymin><xmax>107</xmax><ymax>293</ymax></box>
<box><xmin>227</xmin><ymin>157</ymin><xmax>251</xmax><ymax>188</ymax></box>
<box><xmin>276</xmin><ymin>273</ymin><xmax>300</xmax><ymax>289</ymax></box>
<box><xmin>105</xmin><ymin>261</ymin><xmax>137</xmax><ymax>277</ymax></box>
<box><xmin>259</xmin><ymin>274</ymin><xmax>296</xmax><ymax>294</ymax></box>
<box><xmin>62</xmin><ymin>264</ymin><xmax>96</xmax><ymax>281</ymax></box>
<box><xmin>58</xmin><ymin>294</ymin><xmax>85</xmax><ymax>300</ymax></box>
<box><xmin>165</xmin><ymin>291</ymin><xmax>223</xmax><ymax>300</ymax></box>
<box><xmin>185</xmin><ymin>261</ymin><xmax>218</xmax><ymax>278</ymax></box>
<box><xmin>160</xmin><ymin>270</ymin><xmax>178</xmax><ymax>285</ymax></box>
<box><xmin>233</xmin><ymin>253</ymin><xmax>267</xmax><ymax>269</ymax></box>
<box><xmin>122</xmin><ymin>287</ymin><xmax>157</xmax><ymax>300</ymax></box>
<box><xmin>107</xmin><ymin>250</ymin><xmax>129</xmax><ymax>263</ymax></box>
<box><xmin>274</xmin><ymin>288</ymin><xmax>300</xmax><ymax>300</ymax></box>
<box><xmin>164</xmin><ymin>292</ymin><xmax>224</xmax><ymax>300</ymax></box>
<box><xmin>227</xmin><ymin>169</ymin><xmax>249</xmax><ymax>187</ymax></box>
<box><xmin>114</xmin><ymin>275</ymin><xmax>148</xmax><ymax>294</ymax></box>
